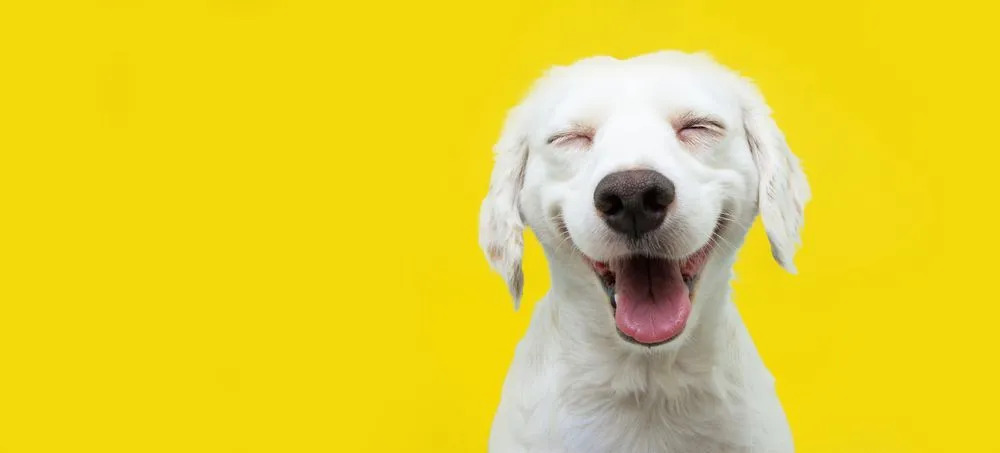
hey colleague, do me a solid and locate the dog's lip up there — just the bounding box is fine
[591,254,704,347]
[587,252,704,305]
[593,255,697,346]
[584,215,729,346]
[554,210,728,299]
[586,216,728,288]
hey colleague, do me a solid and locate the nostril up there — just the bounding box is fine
[594,170,674,237]
[642,187,670,213]
[596,194,624,216]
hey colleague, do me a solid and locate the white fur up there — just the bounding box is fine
[479,51,810,452]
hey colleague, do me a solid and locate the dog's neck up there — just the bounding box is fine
[538,247,742,398]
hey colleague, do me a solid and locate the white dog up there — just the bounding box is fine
[478,51,810,453]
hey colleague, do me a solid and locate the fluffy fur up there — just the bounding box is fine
[479,51,809,452]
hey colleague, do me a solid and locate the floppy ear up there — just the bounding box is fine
[479,104,530,308]
[740,80,811,273]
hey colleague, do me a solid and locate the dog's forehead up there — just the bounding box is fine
[537,58,739,128]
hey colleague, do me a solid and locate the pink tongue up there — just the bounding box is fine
[614,257,691,344]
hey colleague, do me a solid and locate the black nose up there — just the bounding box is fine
[594,170,675,238]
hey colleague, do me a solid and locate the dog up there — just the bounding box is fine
[478,51,810,453]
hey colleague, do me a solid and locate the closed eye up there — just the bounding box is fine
[674,114,726,145]
[680,122,721,131]
[546,128,595,148]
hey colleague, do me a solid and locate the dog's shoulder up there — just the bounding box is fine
[490,315,568,452]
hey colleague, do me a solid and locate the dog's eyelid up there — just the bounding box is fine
[675,116,726,132]
[546,127,595,146]
[673,113,726,149]
[688,121,724,130]
[672,110,725,129]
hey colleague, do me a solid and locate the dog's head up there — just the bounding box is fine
[479,51,809,347]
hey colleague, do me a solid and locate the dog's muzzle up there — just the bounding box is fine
[594,169,675,239]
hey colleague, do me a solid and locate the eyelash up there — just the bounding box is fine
[680,123,710,131]
[676,120,724,144]
[547,132,593,147]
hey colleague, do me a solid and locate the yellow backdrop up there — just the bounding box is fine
[2,1,999,452]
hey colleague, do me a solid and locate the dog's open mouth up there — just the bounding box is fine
[587,232,718,347]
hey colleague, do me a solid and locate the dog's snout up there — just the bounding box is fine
[594,170,674,238]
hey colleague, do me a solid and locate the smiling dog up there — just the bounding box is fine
[479,51,810,452]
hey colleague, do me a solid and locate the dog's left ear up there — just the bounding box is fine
[739,79,811,273]
[479,104,530,308]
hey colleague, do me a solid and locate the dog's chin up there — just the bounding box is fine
[580,220,726,348]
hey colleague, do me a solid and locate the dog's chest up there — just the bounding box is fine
[552,390,751,453]
[539,356,755,453]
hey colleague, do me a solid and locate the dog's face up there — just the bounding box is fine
[480,51,809,347]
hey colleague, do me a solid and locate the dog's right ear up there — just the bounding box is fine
[479,104,530,309]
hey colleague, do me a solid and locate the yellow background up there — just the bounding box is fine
[1,1,998,451]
